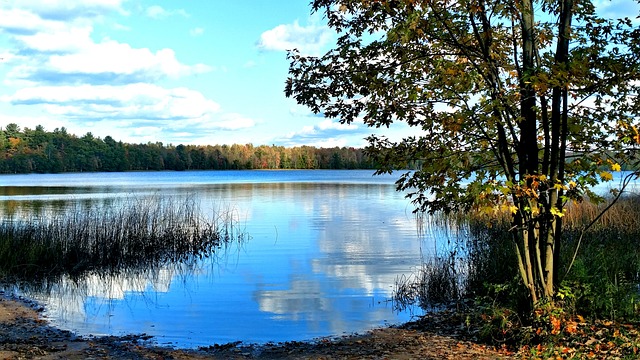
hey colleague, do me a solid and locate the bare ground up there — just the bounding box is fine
[0,294,513,359]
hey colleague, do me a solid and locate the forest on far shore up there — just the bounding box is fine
[0,124,377,174]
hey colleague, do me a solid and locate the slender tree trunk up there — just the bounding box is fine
[518,0,541,303]
[544,0,574,299]
[519,0,538,176]
[554,0,574,289]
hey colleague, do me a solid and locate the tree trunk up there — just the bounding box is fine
[518,0,541,303]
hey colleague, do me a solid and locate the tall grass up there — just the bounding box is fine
[0,195,246,282]
[559,196,640,319]
[394,213,470,310]
[395,195,640,321]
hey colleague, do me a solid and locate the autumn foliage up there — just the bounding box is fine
[286,0,640,306]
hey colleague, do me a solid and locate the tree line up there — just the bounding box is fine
[0,124,377,173]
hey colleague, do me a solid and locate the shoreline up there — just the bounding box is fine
[0,293,510,359]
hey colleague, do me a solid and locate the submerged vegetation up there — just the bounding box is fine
[0,196,246,283]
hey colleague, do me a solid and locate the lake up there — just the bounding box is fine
[0,170,431,348]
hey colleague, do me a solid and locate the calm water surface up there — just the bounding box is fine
[0,170,430,348]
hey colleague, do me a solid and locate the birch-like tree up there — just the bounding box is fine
[286,0,640,304]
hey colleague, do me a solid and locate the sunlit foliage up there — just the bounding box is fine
[286,0,640,304]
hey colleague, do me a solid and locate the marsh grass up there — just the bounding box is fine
[558,196,640,320]
[0,195,246,283]
[395,195,640,321]
[394,213,470,311]
[394,257,462,310]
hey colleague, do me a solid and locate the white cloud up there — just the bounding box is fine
[15,25,94,53]
[176,112,256,133]
[131,126,161,135]
[145,5,189,19]
[0,1,211,85]
[209,113,256,130]
[0,7,60,35]
[47,41,211,79]
[190,27,204,36]
[0,52,19,65]
[6,84,221,121]
[113,23,131,31]
[593,0,640,20]
[130,125,162,139]
[146,5,167,19]
[5,0,128,20]
[0,2,257,146]
[243,60,257,68]
[258,20,332,55]
[316,119,357,131]
[1,13,211,84]
[278,119,361,147]
[2,83,257,143]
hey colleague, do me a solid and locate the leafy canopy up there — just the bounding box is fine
[287,0,640,304]
[286,0,640,215]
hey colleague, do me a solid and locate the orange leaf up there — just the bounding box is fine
[551,315,562,335]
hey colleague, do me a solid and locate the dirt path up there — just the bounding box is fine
[0,295,512,359]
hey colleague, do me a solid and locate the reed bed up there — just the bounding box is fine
[395,195,640,320]
[0,195,245,282]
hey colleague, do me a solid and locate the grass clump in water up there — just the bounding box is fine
[0,195,245,282]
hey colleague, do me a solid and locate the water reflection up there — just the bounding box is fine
[0,171,427,347]
[247,183,420,339]
[30,267,175,329]
[0,190,133,220]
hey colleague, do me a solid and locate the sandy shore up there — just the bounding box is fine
[0,294,510,359]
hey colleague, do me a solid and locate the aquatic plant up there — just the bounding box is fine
[0,195,246,282]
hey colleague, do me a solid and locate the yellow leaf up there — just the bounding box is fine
[550,207,565,218]
[611,163,621,172]
[509,205,518,214]
[600,171,614,181]
[481,206,494,215]
[553,183,567,191]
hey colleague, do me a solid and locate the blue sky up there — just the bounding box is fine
[0,0,390,148]
[0,1,637,148]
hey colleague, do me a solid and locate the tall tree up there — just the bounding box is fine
[286,0,640,304]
